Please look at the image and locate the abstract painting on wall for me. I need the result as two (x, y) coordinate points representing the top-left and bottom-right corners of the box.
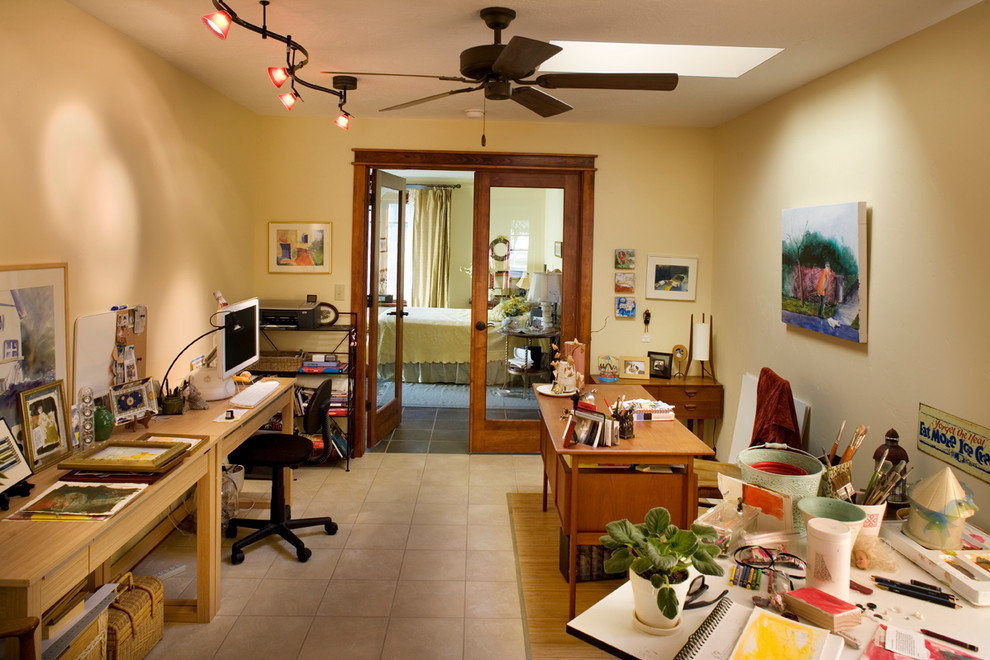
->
(781, 202), (867, 343)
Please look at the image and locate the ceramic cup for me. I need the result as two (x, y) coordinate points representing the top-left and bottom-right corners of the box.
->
(853, 500), (887, 538)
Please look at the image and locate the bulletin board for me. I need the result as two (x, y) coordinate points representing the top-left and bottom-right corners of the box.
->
(72, 306), (148, 404)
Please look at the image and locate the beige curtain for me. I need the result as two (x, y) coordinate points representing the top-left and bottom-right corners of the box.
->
(411, 188), (452, 307)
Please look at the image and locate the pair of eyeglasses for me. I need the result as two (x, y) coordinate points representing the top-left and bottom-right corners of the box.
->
(683, 575), (728, 610)
(733, 545), (807, 593)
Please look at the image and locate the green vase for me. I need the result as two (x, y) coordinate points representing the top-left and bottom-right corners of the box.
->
(94, 406), (114, 441)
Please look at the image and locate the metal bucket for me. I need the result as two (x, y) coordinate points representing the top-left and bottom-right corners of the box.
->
(738, 443), (825, 532)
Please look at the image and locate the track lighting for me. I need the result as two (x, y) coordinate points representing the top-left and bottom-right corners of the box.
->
(334, 112), (351, 130)
(202, 1), (357, 115)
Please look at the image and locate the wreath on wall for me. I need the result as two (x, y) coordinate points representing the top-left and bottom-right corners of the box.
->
(489, 236), (510, 269)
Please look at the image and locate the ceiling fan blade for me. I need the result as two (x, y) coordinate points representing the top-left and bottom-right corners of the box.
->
(379, 85), (482, 112)
(493, 36), (563, 79)
(510, 87), (572, 118)
(322, 70), (471, 83)
(534, 73), (679, 91)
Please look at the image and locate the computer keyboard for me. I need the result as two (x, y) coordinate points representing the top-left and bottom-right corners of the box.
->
(229, 379), (280, 408)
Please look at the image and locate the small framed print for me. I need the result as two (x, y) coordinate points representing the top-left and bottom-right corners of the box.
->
(110, 378), (158, 425)
(615, 249), (636, 269)
(615, 296), (636, 319)
(19, 380), (72, 471)
(269, 222), (331, 274)
(648, 351), (673, 379)
(58, 440), (187, 473)
(646, 255), (698, 301)
(614, 272), (635, 293)
(597, 355), (619, 382)
(0, 418), (32, 495)
(619, 356), (649, 379)
(137, 433), (208, 453)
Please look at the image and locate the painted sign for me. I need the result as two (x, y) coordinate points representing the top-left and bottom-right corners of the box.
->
(918, 403), (990, 484)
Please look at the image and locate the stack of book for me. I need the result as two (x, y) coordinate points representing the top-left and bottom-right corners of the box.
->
(300, 356), (348, 373)
(783, 587), (862, 632)
(326, 392), (349, 416)
(629, 399), (676, 421)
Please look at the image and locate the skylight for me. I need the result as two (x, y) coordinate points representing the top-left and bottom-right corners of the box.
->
(542, 42), (783, 78)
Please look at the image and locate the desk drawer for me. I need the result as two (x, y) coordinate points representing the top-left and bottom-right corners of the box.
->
(660, 386), (722, 420)
(41, 551), (89, 611)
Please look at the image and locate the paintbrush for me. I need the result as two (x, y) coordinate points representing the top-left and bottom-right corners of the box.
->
(863, 449), (888, 501)
(828, 420), (846, 465)
(839, 425), (867, 464)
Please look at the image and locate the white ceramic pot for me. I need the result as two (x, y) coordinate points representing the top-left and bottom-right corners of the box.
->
(629, 568), (694, 631)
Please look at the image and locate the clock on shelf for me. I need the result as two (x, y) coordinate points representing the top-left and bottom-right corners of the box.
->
(672, 344), (688, 377)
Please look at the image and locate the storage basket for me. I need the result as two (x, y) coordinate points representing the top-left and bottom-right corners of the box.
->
(818, 460), (854, 499)
(107, 573), (164, 660)
(255, 350), (303, 373)
(738, 443), (824, 532)
(61, 609), (108, 660)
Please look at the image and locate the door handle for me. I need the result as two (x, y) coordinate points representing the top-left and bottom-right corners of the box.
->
(475, 321), (488, 331)
(387, 311), (397, 316)
(400, 310), (409, 317)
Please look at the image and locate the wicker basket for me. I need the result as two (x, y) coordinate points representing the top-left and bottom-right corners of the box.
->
(61, 609), (108, 660)
(255, 350), (304, 373)
(107, 574), (163, 660)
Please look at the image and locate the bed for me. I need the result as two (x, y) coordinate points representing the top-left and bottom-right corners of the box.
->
(376, 307), (526, 385)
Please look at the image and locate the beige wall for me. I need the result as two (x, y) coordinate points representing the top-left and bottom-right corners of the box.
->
(712, 2), (990, 524)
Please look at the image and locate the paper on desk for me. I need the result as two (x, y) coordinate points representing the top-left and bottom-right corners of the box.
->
(718, 474), (793, 531)
(884, 626), (925, 660)
(214, 408), (250, 423)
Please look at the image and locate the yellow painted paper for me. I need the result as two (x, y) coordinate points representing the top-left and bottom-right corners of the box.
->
(731, 609), (827, 660)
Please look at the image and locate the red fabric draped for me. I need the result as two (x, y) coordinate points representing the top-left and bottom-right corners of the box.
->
(750, 367), (802, 449)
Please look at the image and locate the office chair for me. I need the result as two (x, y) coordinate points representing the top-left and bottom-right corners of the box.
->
(226, 379), (344, 564)
(0, 617), (39, 660)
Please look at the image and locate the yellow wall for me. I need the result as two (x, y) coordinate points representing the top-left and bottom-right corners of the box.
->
(712, 2), (990, 522)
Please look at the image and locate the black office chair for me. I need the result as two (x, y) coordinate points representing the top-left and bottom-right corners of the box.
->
(225, 379), (343, 564)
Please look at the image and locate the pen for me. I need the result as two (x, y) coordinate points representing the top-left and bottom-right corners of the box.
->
(920, 628), (979, 652)
(873, 583), (960, 608)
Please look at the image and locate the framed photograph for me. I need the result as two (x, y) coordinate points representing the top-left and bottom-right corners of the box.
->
(619, 356), (649, 379)
(648, 351), (673, 379)
(136, 433), (208, 453)
(109, 378), (158, 425)
(58, 440), (187, 473)
(615, 249), (636, 269)
(646, 256), (698, 301)
(18, 380), (71, 471)
(0, 418), (32, 495)
(614, 272), (635, 293)
(0, 264), (68, 449)
(269, 222), (331, 274)
(554, 241), (562, 258)
(615, 296), (636, 319)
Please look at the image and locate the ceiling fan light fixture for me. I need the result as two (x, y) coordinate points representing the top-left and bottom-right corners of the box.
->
(278, 91), (298, 110)
(334, 112), (351, 129)
(268, 67), (290, 87)
(202, 10), (232, 39)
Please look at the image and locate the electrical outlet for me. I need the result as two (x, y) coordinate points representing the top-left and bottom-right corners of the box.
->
(334, 284), (344, 300)
(641, 334), (650, 343)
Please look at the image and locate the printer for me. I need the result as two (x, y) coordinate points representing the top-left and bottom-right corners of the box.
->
(259, 299), (338, 330)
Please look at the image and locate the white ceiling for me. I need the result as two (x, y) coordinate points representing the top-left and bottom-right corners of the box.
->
(67, 0), (979, 127)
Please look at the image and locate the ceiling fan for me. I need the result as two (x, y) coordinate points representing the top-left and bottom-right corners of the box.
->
(325, 6), (678, 118)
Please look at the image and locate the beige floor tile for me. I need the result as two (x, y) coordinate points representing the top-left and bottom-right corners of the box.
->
(421, 468), (470, 487)
(463, 618), (527, 660)
(316, 579), (397, 617)
(213, 615), (313, 660)
(468, 469), (518, 488)
(466, 550), (518, 582)
(400, 549), (467, 581)
(467, 524), (514, 551)
(406, 524), (468, 550)
(417, 483), (470, 503)
(468, 503), (511, 526)
(180, 577), (262, 616)
(240, 578), (328, 616)
(302, 498), (363, 524)
(464, 581), (522, 618)
(293, 521), (351, 548)
(468, 484), (516, 504)
(356, 500), (416, 525)
(413, 501), (469, 526)
(147, 615), (237, 660)
(391, 580), (465, 617)
(220, 537), (281, 578)
(345, 523), (410, 549)
(380, 454), (428, 470)
(366, 482), (420, 503)
(308, 483), (370, 505)
(372, 468), (426, 487)
(426, 454), (470, 469)
(382, 617), (465, 660)
(333, 548), (405, 580)
(298, 616), (389, 660)
(470, 455), (516, 469)
(264, 547), (341, 579)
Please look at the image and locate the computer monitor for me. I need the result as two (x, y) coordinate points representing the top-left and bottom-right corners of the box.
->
(216, 297), (260, 381)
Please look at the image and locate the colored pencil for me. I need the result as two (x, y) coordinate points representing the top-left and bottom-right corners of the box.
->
(873, 583), (960, 609)
(920, 628), (979, 652)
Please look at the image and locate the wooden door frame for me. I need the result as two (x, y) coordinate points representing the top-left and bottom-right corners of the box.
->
(350, 149), (596, 456)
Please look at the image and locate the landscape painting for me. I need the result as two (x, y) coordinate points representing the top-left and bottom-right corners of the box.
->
(781, 202), (867, 342)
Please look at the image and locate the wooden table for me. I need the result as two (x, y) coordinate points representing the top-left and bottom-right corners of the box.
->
(592, 376), (723, 440)
(0, 378), (294, 657)
(536, 384), (715, 618)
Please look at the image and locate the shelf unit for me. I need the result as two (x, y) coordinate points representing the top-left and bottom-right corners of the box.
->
(254, 312), (356, 465)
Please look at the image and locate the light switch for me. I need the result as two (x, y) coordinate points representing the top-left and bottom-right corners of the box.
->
(334, 284), (344, 300)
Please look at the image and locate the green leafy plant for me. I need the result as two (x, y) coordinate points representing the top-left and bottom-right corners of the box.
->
(601, 506), (724, 619)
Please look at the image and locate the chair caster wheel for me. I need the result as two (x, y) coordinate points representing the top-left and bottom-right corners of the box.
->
(231, 549), (244, 565)
(297, 547), (312, 563)
(225, 524), (238, 538)
(325, 522), (338, 535)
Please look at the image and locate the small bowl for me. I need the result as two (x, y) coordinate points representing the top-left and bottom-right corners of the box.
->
(797, 496), (867, 544)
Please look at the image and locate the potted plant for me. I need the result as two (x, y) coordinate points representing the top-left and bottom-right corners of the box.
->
(601, 506), (724, 628)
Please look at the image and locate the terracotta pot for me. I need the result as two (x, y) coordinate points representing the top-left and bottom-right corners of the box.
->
(629, 568), (694, 630)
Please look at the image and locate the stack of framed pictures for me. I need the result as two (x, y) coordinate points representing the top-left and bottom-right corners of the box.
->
(563, 409), (617, 448)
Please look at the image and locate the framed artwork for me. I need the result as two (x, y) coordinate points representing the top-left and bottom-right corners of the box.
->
(18, 380), (71, 471)
(781, 202), (868, 343)
(109, 378), (158, 425)
(554, 241), (562, 258)
(614, 272), (635, 293)
(648, 351), (673, 379)
(615, 296), (636, 319)
(597, 355), (619, 381)
(58, 440), (186, 473)
(619, 356), (649, 379)
(136, 433), (208, 453)
(0, 418), (32, 495)
(269, 222), (331, 274)
(615, 249), (636, 269)
(0, 264), (68, 451)
(646, 256), (698, 301)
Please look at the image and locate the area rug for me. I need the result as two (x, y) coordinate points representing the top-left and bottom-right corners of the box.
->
(379, 382), (541, 410)
(508, 492), (619, 659)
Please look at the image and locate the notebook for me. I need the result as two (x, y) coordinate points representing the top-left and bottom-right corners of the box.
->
(673, 598), (752, 660)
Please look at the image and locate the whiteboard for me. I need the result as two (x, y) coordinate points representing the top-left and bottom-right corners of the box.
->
(73, 311), (117, 400)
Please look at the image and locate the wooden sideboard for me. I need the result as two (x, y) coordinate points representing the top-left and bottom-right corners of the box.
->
(592, 375), (723, 440)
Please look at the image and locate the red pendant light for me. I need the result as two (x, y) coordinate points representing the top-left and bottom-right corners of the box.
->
(268, 67), (290, 88)
(278, 92), (298, 110)
(202, 11), (232, 39)
(334, 113), (350, 130)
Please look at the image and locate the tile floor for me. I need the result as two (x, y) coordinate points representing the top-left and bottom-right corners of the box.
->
(140, 407), (544, 660)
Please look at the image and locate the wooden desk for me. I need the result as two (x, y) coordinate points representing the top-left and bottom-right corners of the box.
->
(0, 378), (294, 657)
(536, 384), (715, 618)
(592, 376), (723, 440)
